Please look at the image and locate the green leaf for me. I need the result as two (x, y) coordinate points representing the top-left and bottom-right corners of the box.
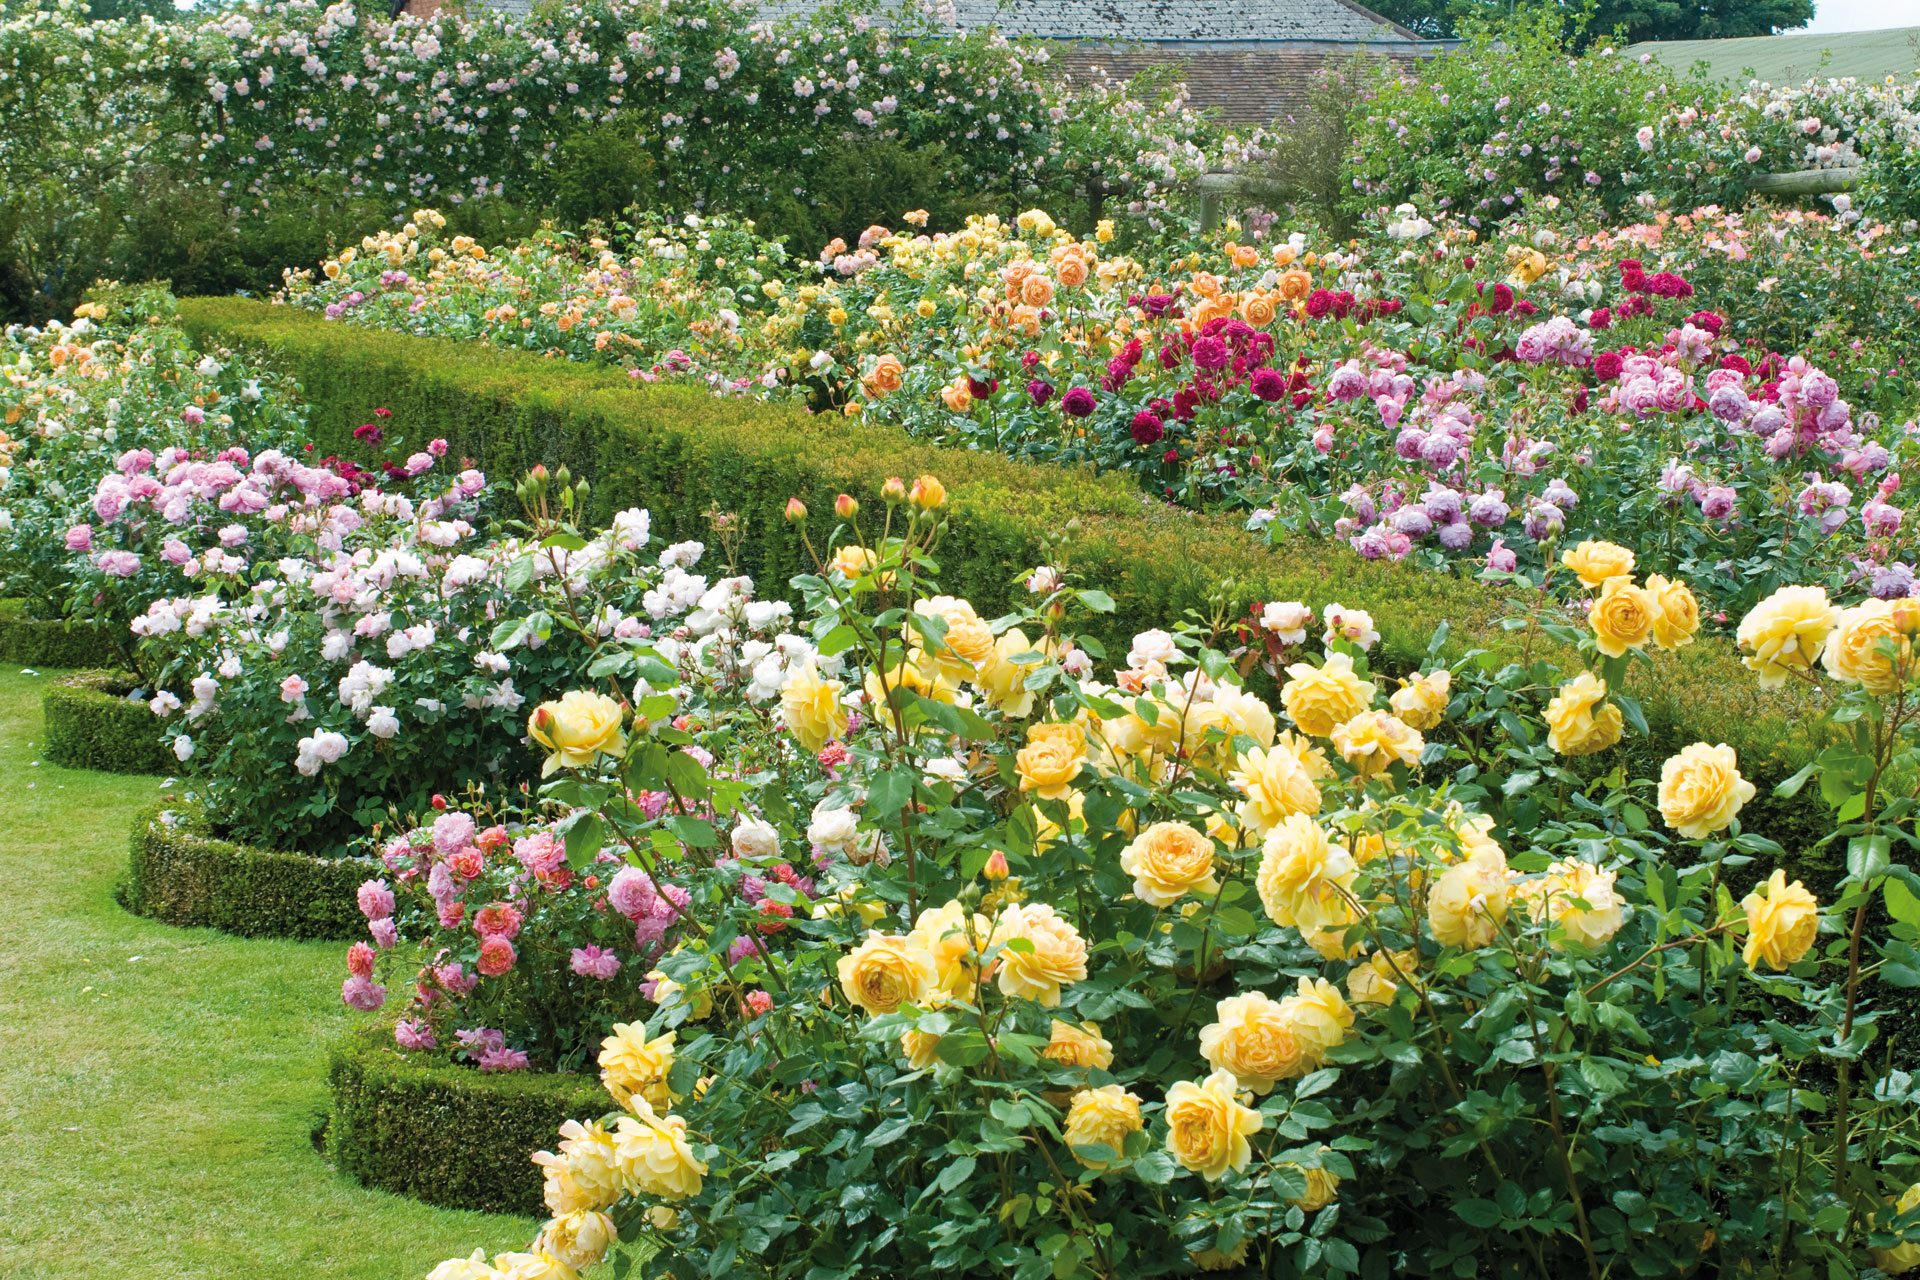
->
(561, 812), (603, 870)
(868, 768), (916, 821)
(1887, 878), (1920, 927)
(1848, 833), (1891, 882)
(1455, 1198), (1503, 1228)
(865, 1115), (913, 1148)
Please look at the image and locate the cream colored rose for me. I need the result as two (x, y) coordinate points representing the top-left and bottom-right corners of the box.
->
(1658, 742), (1757, 839)
(1279, 975), (1353, 1060)
(1281, 1154), (1342, 1211)
(1645, 573), (1700, 650)
(915, 594), (995, 682)
(779, 661), (848, 753)
(1347, 950), (1414, 1006)
(1587, 577), (1658, 658)
(906, 899), (989, 996)
(1164, 1069), (1264, 1181)
(532, 1120), (622, 1216)
(538, 1209), (618, 1270)
(1389, 669), (1451, 730)
(1016, 722), (1085, 800)
(836, 931), (937, 1014)
(1063, 1084), (1144, 1169)
(1231, 735), (1328, 833)
(976, 627), (1043, 717)
(1119, 821), (1221, 907)
(1330, 710), (1425, 778)
(1822, 599), (1913, 693)
(529, 690), (627, 775)
(1427, 849), (1512, 949)
(1543, 672), (1623, 757)
(993, 902), (1088, 1006)
(598, 1024), (680, 1111)
(1561, 539), (1636, 589)
(1208, 683), (1278, 750)
(1042, 1019), (1115, 1070)
(1522, 859), (1626, 949)
(1741, 870), (1819, 970)
(1256, 814), (1354, 935)
(1736, 585), (1839, 687)
(1199, 991), (1309, 1093)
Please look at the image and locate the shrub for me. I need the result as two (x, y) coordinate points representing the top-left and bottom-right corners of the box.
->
(326, 1025), (606, 1215)
(175, 297), (1828, 818)
(415, 489), (1920, 1278)
(123, 794), (371, 938)
(42, 669), (173, 774)
(0, 599), (118, 667)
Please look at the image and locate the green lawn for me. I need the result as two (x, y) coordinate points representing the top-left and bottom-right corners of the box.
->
(0, 667), (537, 1279)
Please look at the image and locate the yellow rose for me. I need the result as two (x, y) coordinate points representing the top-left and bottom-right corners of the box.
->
(1521, 859), (1625, 948)
(1645, 573), (1700, 649)
(837, 931), (937, 1014)
(1210, 683), (1278, 748)
(1543, 672), (1624, 757)
(1230, 734), (1328, 833)
(976, 627), (1043, 717)
(1871, 1182), (1920, 1275)
(1063, 1084), (1143, 1169)
(1016, 722), (1086, 800)
(426, 1250), (498, 1280)
(1347, 950), (1413, 1006)
(1280, 652), (1377, 737)
(1280, 976), (1354, 1060)
(1330, 710), (1425, 778)
(906, 899), (989, 995)
(538, 1210), (618, 1270)
(1119, 821), (1220, 907)
(909, 473), (947, 510)
(1164, 1069), (1265, 1181)
(914, 594), (995, 682)
(1191, 1239), (1250, 1272)
(779, 662), (848, 753)
(900, 1022), (943, 1070)
(490, 1250), (578, 1280)
(1561, 540), (1636, 588)
(1658, 742), (1757, 839)
(1199, 991), (1309, 1093)
(1042, 1018), (1115, 1070)
(1281, 1155), (1341, 1211)
(1388, 669), (1451, 730)
(1741, 870), (1819, 970)
(1822, 599), (1913, 693)
(993, 902), (1088, 1006)
(829, 544), (881, 581)
(598, 1024), (680, 1111)
(1587, 577), (1659, 658)
(610, 1100), (707, 1200)
(1427, 849), (1512, 949)
(1255, 814), (1358, 943)
(529, 690), (626, 775)
(532, 1120), (622, 1216)
(1737, 585), (1839, 686)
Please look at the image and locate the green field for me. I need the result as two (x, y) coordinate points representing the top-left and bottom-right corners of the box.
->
(0, 666), (536, 1279)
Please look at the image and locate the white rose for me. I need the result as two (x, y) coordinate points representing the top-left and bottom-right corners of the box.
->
(732, 816), (779, 859)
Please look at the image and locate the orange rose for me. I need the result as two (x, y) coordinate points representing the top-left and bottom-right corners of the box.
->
(1021, 274), (1055, 307)
(1241, 293), (1278, 327)
(1056, 255), (1089, 288)
(863, 354), (904, 397)
(1278, 269), (1312, 300)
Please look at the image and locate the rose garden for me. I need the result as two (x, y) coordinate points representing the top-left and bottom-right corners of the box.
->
(5, 1), (1920, 1276)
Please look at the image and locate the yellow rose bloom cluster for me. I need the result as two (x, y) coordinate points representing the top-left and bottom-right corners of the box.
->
(1198, 978), (1352, 1094)
(1388, 669), (1451, 730)
(1255, 815), (1359, 957)
(598, 1024), (682, 1112)
(1519, 859), (1626, 949)
(1329, 710), (1425, 779)
(528, 690), (627, 776)
(1230, 733), (1330, 833)
(1567, 547), (1699, 658)
(1016, 722), (1086, 800)
(1736, 585), (1840, 687)
(1427, 847), (1513, 949)
(1657, 742), (1757, 839)
(993, 901), (1089, 1006)
(1543, 671), (1624, 757)
(779, 661), (849, 753)
(1063, 1084), (1144, 1169)
(1821, 598), (1915, 693)
(837, 930), (938, 1014)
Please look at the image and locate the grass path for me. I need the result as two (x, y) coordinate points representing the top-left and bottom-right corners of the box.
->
(0, 667), (535, 1279)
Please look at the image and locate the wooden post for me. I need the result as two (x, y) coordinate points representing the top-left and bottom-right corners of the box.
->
(1195, 173), (1241, 232)
(1744, 167), (1862, 197)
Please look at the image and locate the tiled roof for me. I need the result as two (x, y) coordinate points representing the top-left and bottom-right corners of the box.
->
(1053, 41), (1434, 123)
(759, 0), (1413, 42)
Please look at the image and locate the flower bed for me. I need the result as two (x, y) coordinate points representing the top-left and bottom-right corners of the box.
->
(325, 1025), (606, 1215)
(122, 795), (372, 940)
(0, 599), (118, 668)
(42, 669), (174, 775)
(176, 298), (1831, 824)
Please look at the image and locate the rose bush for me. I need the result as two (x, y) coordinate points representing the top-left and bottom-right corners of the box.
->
(409, 475), (1920, 1279)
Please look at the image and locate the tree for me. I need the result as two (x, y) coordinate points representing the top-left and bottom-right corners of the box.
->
(1365, 0), (1814, 44)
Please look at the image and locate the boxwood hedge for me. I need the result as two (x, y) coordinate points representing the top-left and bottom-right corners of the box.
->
(326, 1026), (608, 1215)
(175, 297), (1832, 850)
(0, 598), (120, 668)
(123, 793), (371, 939)
(43, 669), (174, 775)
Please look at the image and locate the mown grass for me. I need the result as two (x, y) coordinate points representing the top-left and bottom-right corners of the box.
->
(0, 667), (537, 1279)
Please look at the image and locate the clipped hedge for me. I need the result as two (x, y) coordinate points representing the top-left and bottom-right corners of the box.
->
(43, 669), (174, 775)
(327, 1026), (608, 1215)
(123, 793), (371, 939)
(0, 598), (120, 668)
(176, 299), (1829, 814)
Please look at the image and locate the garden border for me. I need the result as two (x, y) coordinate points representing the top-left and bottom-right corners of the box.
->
(0, 599), (120, 668)
(43, 669), (174, 775)
(326, 1026), (609, 1215)
(175, 299), (1833, 853)
(122, 793), (372, 939)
